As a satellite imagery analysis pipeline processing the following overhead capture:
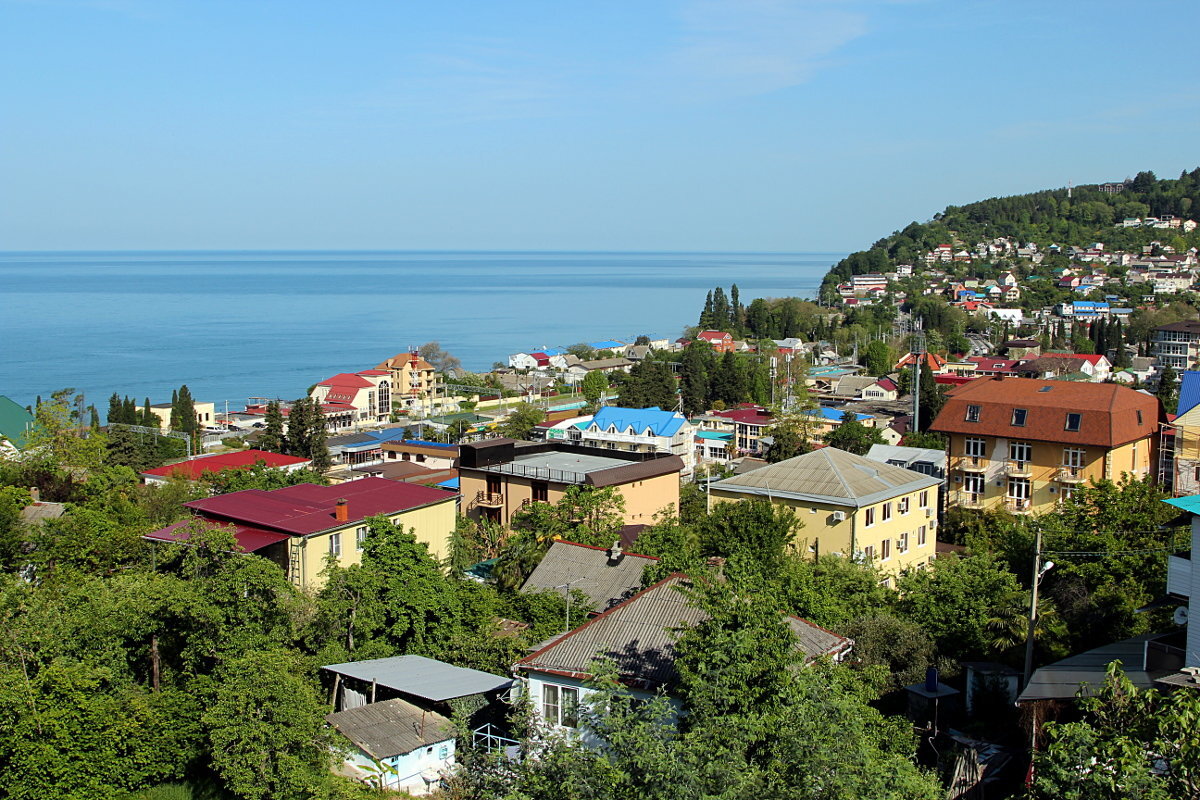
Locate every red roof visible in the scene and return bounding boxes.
[180,476,453,535]
[142,449,310,480]
[713,407,774,426]
[875,378,898,392]
[357,369,390,376]
[697,331,732,341]
[144,519,291,552]
[1042,352,1106,365]
[319,372,375,388]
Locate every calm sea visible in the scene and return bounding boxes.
[0,251,840,413]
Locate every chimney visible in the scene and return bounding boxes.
[334,498,348,522]
[29,487,40,504]
[607,541,623,565]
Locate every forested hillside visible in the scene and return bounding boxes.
[821,169,1200,299]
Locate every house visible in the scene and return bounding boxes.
[931,377,1161,515]
[515,574,851,737]
[508,353,540,370]
[136,400,217,431]
[376,351,442,411]
[325,699,456,795]
[694,430,735,464]
[864,377,899,401]
[832,375,882,400]
[327,428,414,467]
[1153,273,1194,295]
[1014,353,1112,382]
[310,372,393,427]
[144,477,458,590]
[801,406,876,437]
[579,406,696,477]
[565,358,634,379]
[1152,320,1200,370]
[0,396,35,453]
[522,540,660,612]
[1002,339,1041,360]
[709,447,942,580]
[705,405,775,455]
[456,439,683,527]
[894,352,948,373]
[141,449,312,485]
[382,439,459,470]
[695,331,734,353]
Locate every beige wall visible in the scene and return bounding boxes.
[947,433,1154,515]
[138,401,216,430]
[459,469,679,527]
[710,484,937,581]
[291,496,457,591]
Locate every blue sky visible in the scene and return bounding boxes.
[2,0,1197,251]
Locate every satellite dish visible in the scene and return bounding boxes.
[1174,606,1190,626]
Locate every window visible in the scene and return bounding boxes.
[1011,408,1028,427]
[964,438,986,458]
[864,507,876,526]
[899,531,909,553]
[898,497,910,515]
[1061,485,1076,502]
[531,481,549,503]
[882,502,892,522]
[1007,478,1030,500]
[329,533,342,556]
[881,539,891,560]
[355,526,368,550]
[1136,410,1144,424]
[919,490,930,508]
[917,525,927,547]
[542,684,579,728]
[863,545,876,561]
[1063,448,1085,469]
[963,473,985,496]
[1065,413,1081,432]
[1194,465,1200,483]
[965,405,981,422]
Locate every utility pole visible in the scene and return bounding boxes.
[912,326,925,431]
[1023,527,1055,687]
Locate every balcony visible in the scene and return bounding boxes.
[1006,497,1032,514]
[955,491,986,510]
[954,456,988,473]
[1004,460,1033,478]
[1056,465,1086,483]
[474,491,504,508]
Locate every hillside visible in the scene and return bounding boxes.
[820,169,1200,300]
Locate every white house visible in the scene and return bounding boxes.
[509,353,540,370]
[325,699,456,795]
[580,406,696,476]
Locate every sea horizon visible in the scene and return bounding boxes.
[0,249,843,414]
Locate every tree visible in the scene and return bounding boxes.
[204,649,336,800]
[419,341,462,375]
[258,400,285,453]
[1157,364,1178,414]
[307,404,330,472]
[1032,661,1200,800]
[500,402,546,440]
[581,370,608,407]
[861,340,892,376]
[698,499,800,588]
[823,410,885,456]
[679,342,712,416]
[284,397,312,458]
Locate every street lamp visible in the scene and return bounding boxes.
[1023,527,1056,688]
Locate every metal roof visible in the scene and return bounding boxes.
[325,698,455,759]
[522,540,659,611]
[321,655,513,702]
[588,406,686,438]
[1164,495,1200,515]
[1018,633,1165,702]
[1179,371,1200,417]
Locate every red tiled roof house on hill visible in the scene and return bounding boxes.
[696,330,734,353]
[141,449,311,485]
[310,371,393,429]
[931,377,1162,515]
[145,477,456,590]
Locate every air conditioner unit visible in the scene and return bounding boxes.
[831,511,846,522]
[925,508,933,518]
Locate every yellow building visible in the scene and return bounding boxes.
[377,351,442,413]
[144,477,457,591]
[709,447,942,581]
[137,400,217,430]
[457,439,682,527]
[931,376,1161,515]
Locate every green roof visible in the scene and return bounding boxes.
[0,396,35,449]
[1163,495,1200,515]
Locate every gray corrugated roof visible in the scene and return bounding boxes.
[1017,633,1164,702]
[326,698,455,759]
[710,447,940,509]
[516,576,850,690]
[322,655,512,701]
[522,540,659,611]
[865,444,947,470]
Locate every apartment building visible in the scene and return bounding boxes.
[1152,321,1200,371]
[931,377,1161,515]
[577,406,696,477]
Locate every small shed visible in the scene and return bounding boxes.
[323,654,514,711]
[326,697,456,795]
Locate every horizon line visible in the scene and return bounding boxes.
[0,247,849,256]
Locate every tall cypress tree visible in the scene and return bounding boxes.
[285,398,312,458]
[259,401,286,453]
[308,403,331,471]
[170,389,181,430]
[700,290,714,328]
[107,393,122,425]
[88,405,100,430]
[176,385,197,435]
[122,396,137,425]
[680,343,711,416]
[141,398,156,428]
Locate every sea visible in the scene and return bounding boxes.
[0,250,841,414]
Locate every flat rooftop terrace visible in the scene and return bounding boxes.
[510,450,630,474]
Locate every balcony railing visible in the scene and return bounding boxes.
[954,456,988,473]
[474,491,504,507]
[478,462,589,485]
[1056,465,1086,483]
[954,491,986,509]
[1006,497,1032,514]
[1005,460,1033,478]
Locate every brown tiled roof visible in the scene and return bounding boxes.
[1155,320,1200,334]
[930,376,1161,448]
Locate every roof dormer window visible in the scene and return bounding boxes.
[1011,408,1028,427]
[965,405,981,422]
[1065,413,1081,432]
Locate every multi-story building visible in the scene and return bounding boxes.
[931,377,1161,515]
[144,477,457,590]
[577,406,696,477]
[310,371,392,428]
[709,447,942,582]
[137,400,217,431]
[457,439,683,527]
[376,351,442,412]
[1152,321,1200,371]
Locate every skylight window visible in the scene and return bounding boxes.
[1065,413,1081,432]
[965,405,981,422]
[1038,386,1052,393]
[1011,409,1028,427]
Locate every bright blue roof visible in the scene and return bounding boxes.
[1072,301,1109,309]
[697,431,733,440]
[589,341,625,350]
[1163,495,1200,515]
[1177,371,1200,417]
[437,477,460,490]
[589,406,685,437]
[404,438,457,450]
[805,406,871,423]
[537,347,567,356]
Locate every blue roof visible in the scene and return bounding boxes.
[1177,371,1200,417]
[696,431,733,441]
[589,341,625,350]
[805,406,871,423]
[1163,495,1200,515]
[537,347,567,356]
[1072,301,1109,309]
[437,477,460,490]
[588,406,685,437]
[404,438,457,450]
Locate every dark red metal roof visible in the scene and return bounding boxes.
[144,519,291,552]
[142,449,310,480]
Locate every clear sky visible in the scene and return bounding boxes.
[2,0,1197,252]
